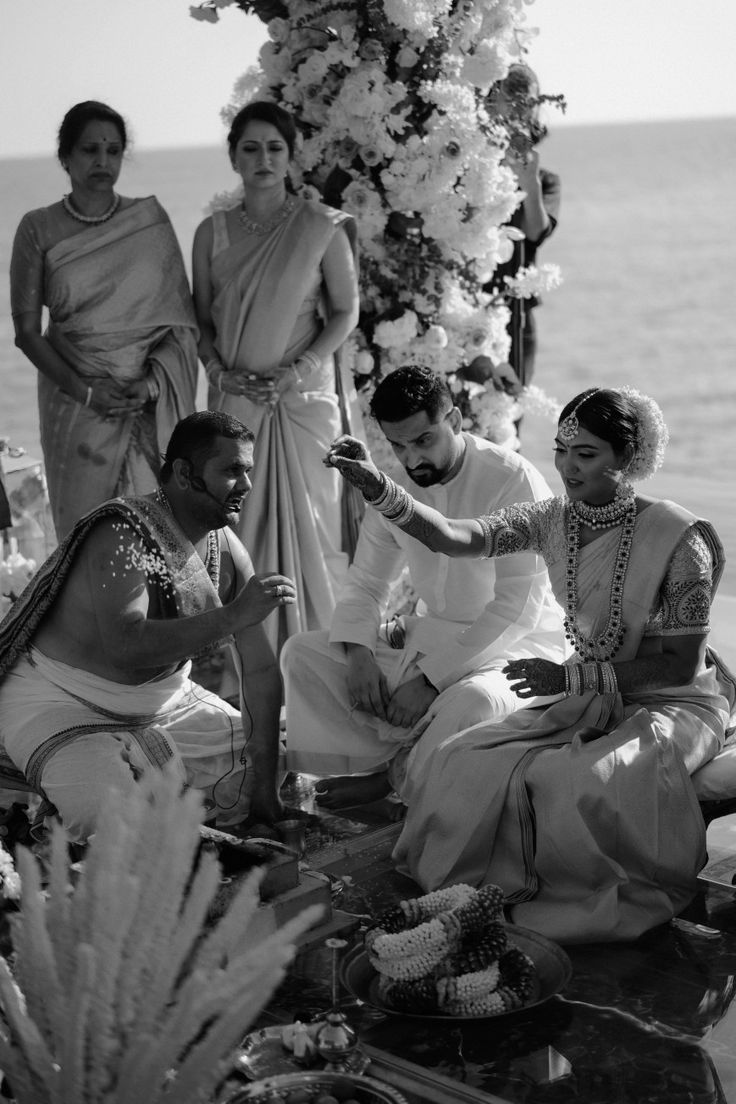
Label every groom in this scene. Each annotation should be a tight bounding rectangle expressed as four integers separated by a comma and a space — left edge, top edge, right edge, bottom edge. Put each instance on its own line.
282, 365, 567, 809
0, 411, 296, 842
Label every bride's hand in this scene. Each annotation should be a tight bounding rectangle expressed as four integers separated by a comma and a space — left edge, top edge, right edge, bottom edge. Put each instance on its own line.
503, 658, 566, 699
324, 435, 383, 499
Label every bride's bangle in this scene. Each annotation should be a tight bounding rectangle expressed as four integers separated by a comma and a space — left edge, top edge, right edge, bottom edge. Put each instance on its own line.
565, 662, 618, 696
370, 474, 415, 528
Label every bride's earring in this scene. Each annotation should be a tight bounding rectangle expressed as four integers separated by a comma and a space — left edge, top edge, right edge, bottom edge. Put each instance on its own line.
614, 472, 634, 501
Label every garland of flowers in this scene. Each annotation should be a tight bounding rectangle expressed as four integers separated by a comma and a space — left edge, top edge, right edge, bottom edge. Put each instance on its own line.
190, 0, 563, 448
362, 882, 536, 1016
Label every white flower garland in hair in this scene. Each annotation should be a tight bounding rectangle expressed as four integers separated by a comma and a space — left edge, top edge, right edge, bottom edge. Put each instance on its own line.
617, 386, 669, 481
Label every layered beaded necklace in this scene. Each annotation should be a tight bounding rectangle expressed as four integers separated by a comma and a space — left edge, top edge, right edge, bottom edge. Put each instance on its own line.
238, 194, 296, 235
155, 489, 220, 592
563, 493, 637, 661
62, 192, 121, 224
569, 480, 635, 530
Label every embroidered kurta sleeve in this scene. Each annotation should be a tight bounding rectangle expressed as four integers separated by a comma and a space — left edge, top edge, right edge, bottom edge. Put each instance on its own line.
10, 212, 46, 317
329, 504, 407, 652
645, 525, 713, 637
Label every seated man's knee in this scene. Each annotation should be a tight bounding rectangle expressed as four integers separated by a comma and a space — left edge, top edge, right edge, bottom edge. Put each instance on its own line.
431, 675, 516, 734
39, 732, 155, 843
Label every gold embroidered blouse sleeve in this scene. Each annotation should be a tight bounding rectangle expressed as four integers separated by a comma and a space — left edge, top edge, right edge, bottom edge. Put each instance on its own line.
644, 525, 713, 638
476, 499, 559, 559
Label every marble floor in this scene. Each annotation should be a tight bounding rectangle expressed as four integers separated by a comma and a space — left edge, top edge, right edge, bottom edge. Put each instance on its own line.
236, 780, 736, 1104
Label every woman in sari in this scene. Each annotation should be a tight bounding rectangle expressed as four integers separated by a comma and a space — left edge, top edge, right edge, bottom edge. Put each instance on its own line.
192, 101, 360, 652
326, 387, 736, 943
10, 101, 198, 540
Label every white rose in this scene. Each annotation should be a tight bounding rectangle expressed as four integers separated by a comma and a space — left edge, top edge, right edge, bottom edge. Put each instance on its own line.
299, 52, 329, 83
355, 350, 375, 375
396, 46, 420, 69
424, 324, 448, 350
374, 311, 419, 349
267, 17, 290, 44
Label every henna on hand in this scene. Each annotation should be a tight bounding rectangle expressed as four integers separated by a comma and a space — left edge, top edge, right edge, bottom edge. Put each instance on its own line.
503, 658, 566, 699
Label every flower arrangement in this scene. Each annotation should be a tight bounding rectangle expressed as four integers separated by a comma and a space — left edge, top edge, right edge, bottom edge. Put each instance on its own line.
0, 769, 322, 1103
190, 0, 563, 448
618, 386, 669, 481
0, 845, 20, 903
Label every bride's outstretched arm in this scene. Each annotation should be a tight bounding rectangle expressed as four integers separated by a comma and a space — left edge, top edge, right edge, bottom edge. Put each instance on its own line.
325, 435, 486, 557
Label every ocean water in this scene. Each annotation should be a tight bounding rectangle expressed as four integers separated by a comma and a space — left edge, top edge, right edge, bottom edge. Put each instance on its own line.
2, 117, 735, 478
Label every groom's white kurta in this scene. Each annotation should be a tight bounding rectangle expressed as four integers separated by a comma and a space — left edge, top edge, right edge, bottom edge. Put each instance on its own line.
283, 434, 567, 783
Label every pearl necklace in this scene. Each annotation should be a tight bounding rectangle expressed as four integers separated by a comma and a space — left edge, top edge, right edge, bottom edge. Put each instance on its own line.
570, 482, 635, 530
62, 192, 121, 224
563, 496, 637, 661
238, 194, 296, 235
155, 489, 220, 592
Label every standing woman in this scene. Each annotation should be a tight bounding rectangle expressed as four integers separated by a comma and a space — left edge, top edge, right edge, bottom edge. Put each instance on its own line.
192, 101, 360, 652
10, 101, 198, 538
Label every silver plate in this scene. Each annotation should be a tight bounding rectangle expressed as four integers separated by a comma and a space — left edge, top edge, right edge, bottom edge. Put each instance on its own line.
235, 1025, 368, 1082
340, 924, 572, 1020
226, 1070, 409, 1103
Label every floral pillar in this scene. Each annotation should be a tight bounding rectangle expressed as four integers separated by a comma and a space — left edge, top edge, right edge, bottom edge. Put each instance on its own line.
192, 0, 561, 448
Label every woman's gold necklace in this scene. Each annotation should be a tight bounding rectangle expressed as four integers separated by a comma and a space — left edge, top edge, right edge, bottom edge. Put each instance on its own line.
62, 192, 121, 224
563, 496, 637, 661
238, 194, 296, 235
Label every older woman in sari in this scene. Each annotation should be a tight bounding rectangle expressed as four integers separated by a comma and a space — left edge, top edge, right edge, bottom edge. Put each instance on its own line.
326, 387, 736, 943
192, 101, 360, 653
10, 101, 198, 539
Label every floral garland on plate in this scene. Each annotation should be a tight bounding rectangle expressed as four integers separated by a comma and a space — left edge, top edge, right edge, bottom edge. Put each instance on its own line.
364, 883, 536, 1016
191, 0, 564, 449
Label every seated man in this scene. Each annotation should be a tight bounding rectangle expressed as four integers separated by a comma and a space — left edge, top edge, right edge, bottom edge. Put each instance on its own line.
0, 411, 297, 842
282, 365, 567, 809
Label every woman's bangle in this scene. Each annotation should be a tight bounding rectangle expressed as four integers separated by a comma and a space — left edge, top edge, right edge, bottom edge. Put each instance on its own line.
565, 661, 618, 696
370, 474, 415, 528
205, 357, 226, 392
290, 349, 322, 388
295, 349, 321, 374
599, 661, 619, 695
83, 386, 93, 408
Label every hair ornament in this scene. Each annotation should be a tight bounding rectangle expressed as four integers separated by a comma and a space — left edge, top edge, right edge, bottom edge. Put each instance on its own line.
558, 389, 598, 444
617, 386, 669, 481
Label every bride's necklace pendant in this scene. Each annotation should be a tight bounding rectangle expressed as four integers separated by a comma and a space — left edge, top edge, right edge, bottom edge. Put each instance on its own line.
563, 496, 637, 662
62, 192, 121, 224
239, 194, 296, 235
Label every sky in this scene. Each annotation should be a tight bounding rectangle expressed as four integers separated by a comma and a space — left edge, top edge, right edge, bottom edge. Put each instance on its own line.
2, 0, 736, 158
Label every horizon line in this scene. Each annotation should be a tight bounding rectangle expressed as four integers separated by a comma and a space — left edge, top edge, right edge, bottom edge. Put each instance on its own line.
2, 112, 734, 163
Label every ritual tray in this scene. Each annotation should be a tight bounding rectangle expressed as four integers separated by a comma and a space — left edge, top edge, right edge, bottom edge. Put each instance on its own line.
340, 924, 572, 1021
